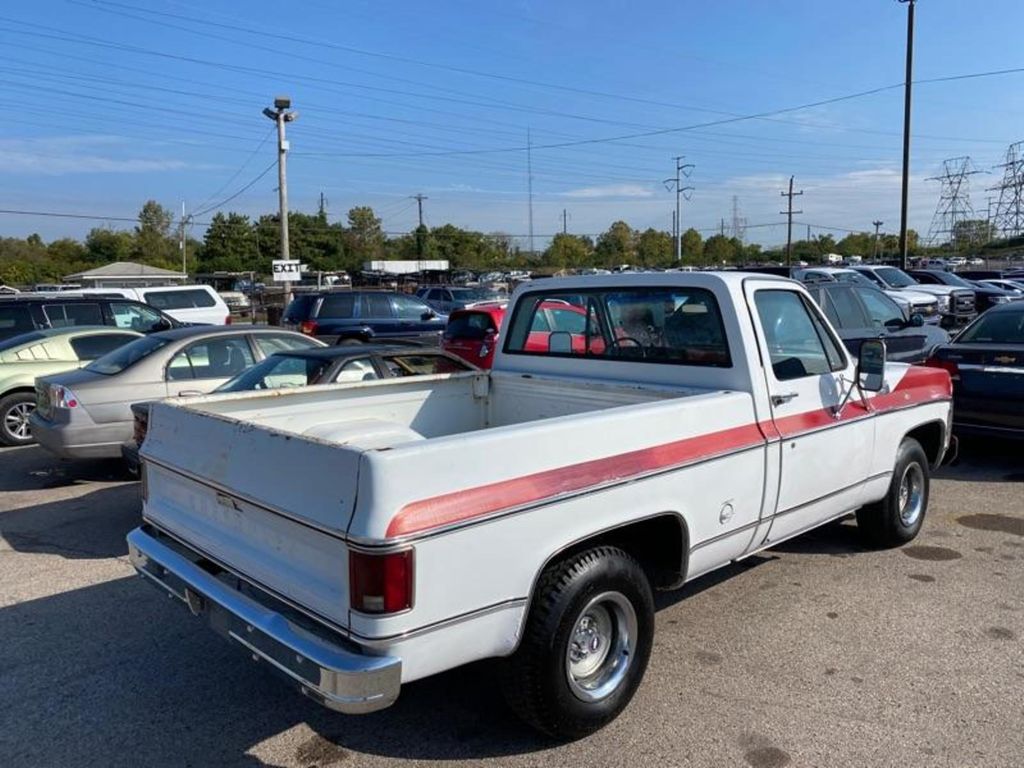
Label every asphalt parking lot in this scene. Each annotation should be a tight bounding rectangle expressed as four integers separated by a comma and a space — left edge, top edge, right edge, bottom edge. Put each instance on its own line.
1, 442, 1021, 768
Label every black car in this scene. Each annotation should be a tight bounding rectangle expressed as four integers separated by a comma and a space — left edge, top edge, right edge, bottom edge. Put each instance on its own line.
216, 344, 476, 392
925, 302, 1024, 439
282, 291, 447, 345
908, 269, 1018, 312
0, 295, 179, 342
804, 283, 949, 363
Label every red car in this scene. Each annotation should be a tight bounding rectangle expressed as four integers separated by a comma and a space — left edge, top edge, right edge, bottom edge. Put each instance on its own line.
443, 300, 600, 368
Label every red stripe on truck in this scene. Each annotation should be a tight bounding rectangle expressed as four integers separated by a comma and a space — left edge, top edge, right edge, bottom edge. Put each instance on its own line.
386, 365, 952, 539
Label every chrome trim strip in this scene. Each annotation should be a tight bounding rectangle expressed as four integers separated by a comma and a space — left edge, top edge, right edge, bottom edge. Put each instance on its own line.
688, 518, 763, 554
771, 471, 891, 520
957, 363, 1023, 374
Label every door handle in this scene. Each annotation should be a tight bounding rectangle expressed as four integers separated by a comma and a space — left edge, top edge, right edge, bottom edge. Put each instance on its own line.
771, 392, 799, 406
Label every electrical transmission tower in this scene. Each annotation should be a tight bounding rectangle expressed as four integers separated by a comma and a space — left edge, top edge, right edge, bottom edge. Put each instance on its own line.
926, 156, 982, 247
730, 195, 746, 242
989, 141, 1024, 238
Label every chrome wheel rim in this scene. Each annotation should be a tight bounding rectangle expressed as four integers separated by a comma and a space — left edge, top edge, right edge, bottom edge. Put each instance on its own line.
565, 591, 636, 703
898, 462, 925, 527
4, 402, 34, 440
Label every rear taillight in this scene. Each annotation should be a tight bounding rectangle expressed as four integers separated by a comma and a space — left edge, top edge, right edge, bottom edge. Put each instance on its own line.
225, 315, 233, 325
140, 462, 148, 503
299, 320, 318, 336
133, 412, 149, 446
349, 549, 413, 614
53, 385, 79, 409
924, 357, 959, 381
479, 330, 498, 357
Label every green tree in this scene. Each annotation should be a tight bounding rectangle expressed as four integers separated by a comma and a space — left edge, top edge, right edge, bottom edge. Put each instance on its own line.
635, 228, 673, 267
545, 233, 593, 269
199, 213, 257, 272
703, 234, 738, 264
594, 221, 635, 268
132, 200, 178, 266
346, 206, 385, 262
85, 227, 134, 264
837, 232, 873, 258
952, 219, 996, 250
680, 228, 703, 264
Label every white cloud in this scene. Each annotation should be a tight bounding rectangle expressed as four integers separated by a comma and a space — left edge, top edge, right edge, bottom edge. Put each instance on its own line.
0, 136, 187, 176
560, 184, 654, 199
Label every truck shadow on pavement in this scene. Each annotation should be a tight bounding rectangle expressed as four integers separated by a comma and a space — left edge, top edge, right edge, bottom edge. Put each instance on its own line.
0, 446, 134, 492
0, 484, 140, 559
0, 575, 548, 766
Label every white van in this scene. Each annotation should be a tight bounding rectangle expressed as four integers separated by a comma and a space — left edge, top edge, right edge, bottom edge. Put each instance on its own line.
76, 285, 231, 325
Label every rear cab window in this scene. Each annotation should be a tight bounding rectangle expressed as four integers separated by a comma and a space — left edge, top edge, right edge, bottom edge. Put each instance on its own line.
504, 287, 731, 367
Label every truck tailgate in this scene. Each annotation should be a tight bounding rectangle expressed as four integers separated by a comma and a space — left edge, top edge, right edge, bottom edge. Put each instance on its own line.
141, 402, 361, 624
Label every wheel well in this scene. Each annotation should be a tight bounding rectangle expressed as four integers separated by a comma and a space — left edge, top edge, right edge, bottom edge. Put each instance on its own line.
1, 387, 36, 401
541, 514, 689, 592
905, 420, 945, 467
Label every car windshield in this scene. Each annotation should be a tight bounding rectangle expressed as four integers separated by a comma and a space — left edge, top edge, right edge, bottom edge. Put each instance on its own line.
0, 331, 46, 352
956, 309, 1024, 345
833, 271, 875, 287
876, 268, 918, 288
216, 354, 331, 392
86, 335, 171, 375
932, 272, 972, 288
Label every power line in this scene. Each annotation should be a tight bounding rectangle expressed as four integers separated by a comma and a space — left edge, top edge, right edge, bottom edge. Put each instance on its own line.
192, 160, 278, 218
193, 127, 275, 213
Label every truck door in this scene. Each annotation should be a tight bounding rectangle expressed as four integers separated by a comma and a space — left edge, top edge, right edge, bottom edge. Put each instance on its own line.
745, 284, 874, 544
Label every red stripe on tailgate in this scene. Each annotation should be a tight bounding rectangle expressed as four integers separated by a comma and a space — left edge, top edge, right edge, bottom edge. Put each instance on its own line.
386, 423, 767, 538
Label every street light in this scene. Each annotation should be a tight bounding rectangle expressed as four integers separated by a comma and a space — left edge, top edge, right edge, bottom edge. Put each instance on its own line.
264, 97, 298, 307
897, 0, 916, 271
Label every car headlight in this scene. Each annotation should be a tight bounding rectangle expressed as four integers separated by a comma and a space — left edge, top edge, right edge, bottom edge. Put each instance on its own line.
991, 295, 1011, 304
936, 296, 951, 311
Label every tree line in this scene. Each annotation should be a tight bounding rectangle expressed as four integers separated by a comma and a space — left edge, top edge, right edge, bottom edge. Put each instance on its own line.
0, 199, 946, 286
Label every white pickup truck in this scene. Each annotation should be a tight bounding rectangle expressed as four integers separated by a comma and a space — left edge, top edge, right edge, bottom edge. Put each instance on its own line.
128, 273, 953, 738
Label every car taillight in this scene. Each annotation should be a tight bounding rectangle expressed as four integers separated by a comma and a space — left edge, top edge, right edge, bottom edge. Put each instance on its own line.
53, 385, 79, 409
133, 412, 149, 446
479, 330, 498, 357
225, 315, 233, 325
349, 549, 413, 614
925, 357, 959, 381
299, 320, 318, 336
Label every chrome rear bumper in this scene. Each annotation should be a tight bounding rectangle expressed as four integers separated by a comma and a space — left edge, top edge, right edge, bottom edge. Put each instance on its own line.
127, 527, 401, 714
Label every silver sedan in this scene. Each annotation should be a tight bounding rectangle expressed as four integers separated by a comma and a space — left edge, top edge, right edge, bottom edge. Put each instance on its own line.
30, 325, 323, 460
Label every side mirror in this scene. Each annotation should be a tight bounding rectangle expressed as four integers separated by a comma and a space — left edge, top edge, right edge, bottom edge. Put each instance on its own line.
153, 318, 173, 331
421, 310, 435, 321
858, 339, 887, 392
548, 331, 572, 354
908, 313, 925, 328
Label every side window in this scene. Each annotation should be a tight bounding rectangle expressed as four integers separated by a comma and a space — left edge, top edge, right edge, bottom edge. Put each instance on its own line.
823, 288, 869, 329
427, 289, 444, 302
69, 333, 136, 361
333, 358, 379, 383
43, 303, 103, 328
391, 295, 429, 319
319, 293, 355, 318
360, 294, 393, 318
143, 289, 216, 309
755, 291, 845, 381
110, 301, 164, 331
857, 288, 905, 328
166, 337, 254, 381
384, 354, 467, 376
0, 304, 34, 334
253, 334, 319, 356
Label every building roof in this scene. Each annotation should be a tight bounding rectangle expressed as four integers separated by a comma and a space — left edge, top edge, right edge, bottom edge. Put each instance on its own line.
63, 262, 186, 280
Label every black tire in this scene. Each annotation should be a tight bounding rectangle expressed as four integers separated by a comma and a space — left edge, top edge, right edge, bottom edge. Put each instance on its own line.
856, 437, 929, 548
0, 391, 37, 447
500, 546, 654, 740
335, 337, 364, 346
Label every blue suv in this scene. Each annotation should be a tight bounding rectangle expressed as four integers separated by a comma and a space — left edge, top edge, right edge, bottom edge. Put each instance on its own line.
282, 291, 447, 345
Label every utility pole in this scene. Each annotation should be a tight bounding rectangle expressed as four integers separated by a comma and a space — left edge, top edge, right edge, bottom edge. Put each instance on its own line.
318, 191, 327, 217
873, 220, 884, 262
671, 210, 677, 246
527, 128, 535, 258
179, 200, 190, 277
411, 193, 428, 265
263, 96, 298, 307
780, 175, 803, 266
562, 208, 568, 235
663, 155, 694, 262
898, 0, 916, 270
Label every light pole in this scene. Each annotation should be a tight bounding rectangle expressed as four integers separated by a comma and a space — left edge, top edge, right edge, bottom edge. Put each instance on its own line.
263, 96, 298, 307
872, 219, 884, 262
898, 0, 916, 271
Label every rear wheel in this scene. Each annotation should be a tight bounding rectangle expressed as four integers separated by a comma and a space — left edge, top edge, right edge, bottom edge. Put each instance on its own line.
0, 392, 37, 446
500, 546, 654, 739
335, 337, 364, 346
857, 437, 929, 547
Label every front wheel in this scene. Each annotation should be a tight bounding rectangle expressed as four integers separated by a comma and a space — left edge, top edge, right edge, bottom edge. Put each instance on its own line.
500, 546, 654, 740
856, 437, 930, 547
0, 392, 36, 446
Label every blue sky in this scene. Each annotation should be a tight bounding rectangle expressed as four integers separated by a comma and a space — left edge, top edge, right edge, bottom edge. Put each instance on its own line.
3, 0, 1024, 249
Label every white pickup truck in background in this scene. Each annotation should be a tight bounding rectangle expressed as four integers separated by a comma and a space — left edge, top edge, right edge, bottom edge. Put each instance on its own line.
128, 273, 953, 738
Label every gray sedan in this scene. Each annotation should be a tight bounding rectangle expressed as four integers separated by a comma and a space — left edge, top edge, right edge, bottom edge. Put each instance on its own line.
30, 325, 323, 460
